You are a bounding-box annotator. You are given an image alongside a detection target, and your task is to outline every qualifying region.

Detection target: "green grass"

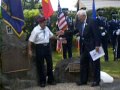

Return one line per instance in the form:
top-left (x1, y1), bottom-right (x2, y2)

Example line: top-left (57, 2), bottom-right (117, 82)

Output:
top-left (101, 47), bottom-right (120, 79)
top-left (52, 47), bottom-right (120, 79)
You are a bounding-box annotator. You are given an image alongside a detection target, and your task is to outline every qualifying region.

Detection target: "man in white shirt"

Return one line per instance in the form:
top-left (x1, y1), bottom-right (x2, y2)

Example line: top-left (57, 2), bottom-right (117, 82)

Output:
top-left (28, 16), bottom-right (56, 87)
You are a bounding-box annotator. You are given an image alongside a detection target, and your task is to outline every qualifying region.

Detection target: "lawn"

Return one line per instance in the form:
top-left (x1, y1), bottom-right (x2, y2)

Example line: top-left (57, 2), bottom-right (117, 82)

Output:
top-left (52, 46), bottom-right (120, 79)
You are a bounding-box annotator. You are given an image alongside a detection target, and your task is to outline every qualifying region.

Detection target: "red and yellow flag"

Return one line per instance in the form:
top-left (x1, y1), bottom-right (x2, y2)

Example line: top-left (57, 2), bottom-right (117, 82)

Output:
top-left (42, 0), bottom-right (54, 19)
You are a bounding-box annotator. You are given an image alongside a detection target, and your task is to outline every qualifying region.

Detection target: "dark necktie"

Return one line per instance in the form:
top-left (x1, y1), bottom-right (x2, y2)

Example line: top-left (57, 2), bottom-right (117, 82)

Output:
top-left (81, 23), bottom-right (84, 36)
top-left (43, 30), bottom-right (45, 38)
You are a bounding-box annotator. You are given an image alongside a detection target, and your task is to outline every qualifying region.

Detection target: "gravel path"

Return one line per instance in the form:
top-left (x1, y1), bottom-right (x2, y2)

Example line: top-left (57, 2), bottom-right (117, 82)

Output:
top-left (23, 79), bottom-right (120, 90)
top-left (24, 83), bottom-right (100, 90)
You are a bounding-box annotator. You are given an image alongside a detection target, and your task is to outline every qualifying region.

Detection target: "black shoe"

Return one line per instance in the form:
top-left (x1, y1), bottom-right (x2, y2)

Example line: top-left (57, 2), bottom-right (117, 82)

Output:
top-left (47, 81), bottom-right (56, 85)
top-left (40, 83), bottom-right (46, 87)
top-left (91, 82), bottom-right (99, 87)
top-left (76, 81), bottom-right (87, 86)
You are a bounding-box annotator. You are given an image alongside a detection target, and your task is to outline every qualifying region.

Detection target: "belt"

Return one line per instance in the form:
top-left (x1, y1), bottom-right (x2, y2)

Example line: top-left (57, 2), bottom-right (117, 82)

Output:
top-left (37, 43), bottom-right (49, 46)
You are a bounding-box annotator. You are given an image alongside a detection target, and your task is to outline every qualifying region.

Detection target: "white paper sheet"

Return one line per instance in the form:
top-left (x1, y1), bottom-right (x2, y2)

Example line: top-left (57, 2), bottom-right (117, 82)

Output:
top-left (90, 46), bottom-right (105, 61)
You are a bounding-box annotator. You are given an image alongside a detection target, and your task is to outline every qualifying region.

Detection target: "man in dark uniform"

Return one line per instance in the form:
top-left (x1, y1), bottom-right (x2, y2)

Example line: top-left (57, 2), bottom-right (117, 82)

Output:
top-left (61, 8), bottom-right (74, 59)
top-left (96, 9), bottom-right (109, 62)
top-left (75, 10), bottom-right (101, 87)
top-left (108, 13), bottom-right (120, 61)
top-left (115, 17), bottom-right (120, 60)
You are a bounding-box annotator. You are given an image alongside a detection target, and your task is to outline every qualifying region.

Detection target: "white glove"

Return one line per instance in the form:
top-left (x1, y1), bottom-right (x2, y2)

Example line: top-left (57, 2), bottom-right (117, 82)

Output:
top-left (118, 29), bottom-right (120, 32)
top-left (113, 31), bottom-right (116, 35)
top-left (116, 29), bottom-right (120, 35)
top-left (101, 32), bottom-right (106, 36)
top-left (116, 31), bottom-right (120, 35)
top-left (76, 36), bottom-right (80, 40)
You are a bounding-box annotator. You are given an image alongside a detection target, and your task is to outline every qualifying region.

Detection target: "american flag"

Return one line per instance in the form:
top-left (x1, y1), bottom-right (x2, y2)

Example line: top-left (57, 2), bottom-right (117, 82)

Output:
top-left (56, 0), bottom-right (68, 52)
top-left (57, 0), bottom-right (68, 31)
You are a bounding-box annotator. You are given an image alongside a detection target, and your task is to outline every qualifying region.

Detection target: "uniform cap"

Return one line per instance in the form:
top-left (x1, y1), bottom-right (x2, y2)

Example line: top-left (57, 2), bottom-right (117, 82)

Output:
top-left (37, 16), bottom-right (46, 23)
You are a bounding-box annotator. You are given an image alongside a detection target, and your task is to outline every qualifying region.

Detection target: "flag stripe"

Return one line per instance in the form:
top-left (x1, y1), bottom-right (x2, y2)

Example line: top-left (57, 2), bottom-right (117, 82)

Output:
top-left (59, 21), bottom-right (67, 30)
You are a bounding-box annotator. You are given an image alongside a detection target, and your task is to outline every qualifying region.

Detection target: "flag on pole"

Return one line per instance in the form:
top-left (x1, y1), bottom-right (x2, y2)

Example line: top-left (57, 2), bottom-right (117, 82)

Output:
top-left (42, 0), bottom-right (54, 19)
top-left (56, 0), bottom-right (68, 52)
top-left (1, 0), bottom-right (24, 37)
top-left (92, 0), bottom-right (96, 20)
top-left (0, 0), bottom-right (1, 18)
top-left (77, 0), bottom-right (80, 11)
top-left (57, 0), bottom-right (68, 31)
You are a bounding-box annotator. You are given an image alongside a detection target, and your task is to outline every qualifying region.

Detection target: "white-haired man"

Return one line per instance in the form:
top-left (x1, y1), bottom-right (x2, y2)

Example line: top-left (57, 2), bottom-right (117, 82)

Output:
top-left (75, 10), bottom-right (101, 87)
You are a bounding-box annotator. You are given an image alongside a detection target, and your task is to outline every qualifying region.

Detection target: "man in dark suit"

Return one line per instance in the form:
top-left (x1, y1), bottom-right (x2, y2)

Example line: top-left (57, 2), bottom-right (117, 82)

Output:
top-left (75, 10), bottom-right (101, 87)
top-left (96, 9), bottom-right (109, 62)
top-left (61, 8), bottom-right (74, 59)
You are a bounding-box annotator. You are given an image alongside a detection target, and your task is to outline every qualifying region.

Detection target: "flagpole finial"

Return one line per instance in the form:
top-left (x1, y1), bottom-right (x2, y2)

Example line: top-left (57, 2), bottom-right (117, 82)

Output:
top-left (92, 0), bottom-right (96, 20)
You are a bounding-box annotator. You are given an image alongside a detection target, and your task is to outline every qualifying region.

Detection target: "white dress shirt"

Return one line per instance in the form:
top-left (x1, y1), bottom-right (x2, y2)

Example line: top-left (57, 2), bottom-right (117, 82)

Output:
top-left (29, 25), bottom-right (53, 44)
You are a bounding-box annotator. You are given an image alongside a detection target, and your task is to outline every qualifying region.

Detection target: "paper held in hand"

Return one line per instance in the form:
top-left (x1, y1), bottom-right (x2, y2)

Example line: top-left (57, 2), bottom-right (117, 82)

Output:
top-left (90, 46), bottom-right (105, 61)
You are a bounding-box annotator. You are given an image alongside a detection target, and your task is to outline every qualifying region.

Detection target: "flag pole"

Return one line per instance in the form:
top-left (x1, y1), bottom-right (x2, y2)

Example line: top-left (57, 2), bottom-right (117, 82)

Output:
top-left (92, 0), bottom-right (96, 20)
top-left (77, 0), bottom-right (80, 11)
top-left (76, 0), bottom-right (80, 56)
top-left (0, 19), bottom-right (3, 88)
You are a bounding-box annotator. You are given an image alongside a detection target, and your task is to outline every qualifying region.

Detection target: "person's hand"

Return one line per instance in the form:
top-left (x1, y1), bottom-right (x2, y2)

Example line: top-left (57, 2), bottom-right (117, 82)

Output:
top-left (76, 36), bottom-right (80, 40)
top-left (28, 50), bottom-right (32, 59)
top-left (116, 29), bottom-right (120, 35)
top-left (62, 39), bottom-right (67, 44)
top-left (56, 30), bottom-right (64, 36)
top-left (61, 38), bottom-right (67, 44)
top-left (95, 47), bottom-right (99, 52)
top-left (75, 33), bottom-right (80, 36)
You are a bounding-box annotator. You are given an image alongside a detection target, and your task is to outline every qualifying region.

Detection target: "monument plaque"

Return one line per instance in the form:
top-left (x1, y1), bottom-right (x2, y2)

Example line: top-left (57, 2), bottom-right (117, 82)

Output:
top-left (1, 24), bottom-right (30, 73)
top-left (67, 63), bottom-right (80, 72)
top-left (6, 25), bottom-right (13, 35)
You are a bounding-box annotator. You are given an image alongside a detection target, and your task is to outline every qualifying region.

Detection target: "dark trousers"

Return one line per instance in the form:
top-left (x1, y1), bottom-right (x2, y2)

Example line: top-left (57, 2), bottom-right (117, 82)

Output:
top-left (36, 44), bottom-right (54, 84)
top-left (117, 36), bottom-right (120, 58)
top-left (101, 39), bottom-right (109, 61)
top-left (115, 36), bottom-right (120, 59)
top-left (111, 35), bottom-right (117, 50)
top-left (80, 51), bottom-right (100, 83)
top-left (62, 41), bottom-right (72, 59)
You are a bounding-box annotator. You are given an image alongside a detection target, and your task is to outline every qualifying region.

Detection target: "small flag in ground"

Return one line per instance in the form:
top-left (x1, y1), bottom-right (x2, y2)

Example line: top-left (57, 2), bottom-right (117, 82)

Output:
top-left (57, 0), bottom-right (68, 31)
top-left (56, 0), bottom-right (68, 52)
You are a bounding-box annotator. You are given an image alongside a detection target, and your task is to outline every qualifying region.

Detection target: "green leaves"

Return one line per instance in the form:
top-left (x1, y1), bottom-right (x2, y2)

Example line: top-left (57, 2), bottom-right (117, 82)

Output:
top-left (23, 9), bottom-right (39, 18)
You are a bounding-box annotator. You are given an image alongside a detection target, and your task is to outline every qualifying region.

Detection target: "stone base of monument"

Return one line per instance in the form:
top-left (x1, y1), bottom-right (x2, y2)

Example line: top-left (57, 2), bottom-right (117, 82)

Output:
top-left (54, 57), bottom-right (80, 83)
top-left (54, 57), bottom-right (93, 83)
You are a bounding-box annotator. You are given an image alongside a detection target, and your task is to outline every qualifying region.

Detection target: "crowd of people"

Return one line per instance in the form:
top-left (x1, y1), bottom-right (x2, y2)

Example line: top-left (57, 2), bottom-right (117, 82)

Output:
top-left (27, 8), bottom-right (120, 88)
